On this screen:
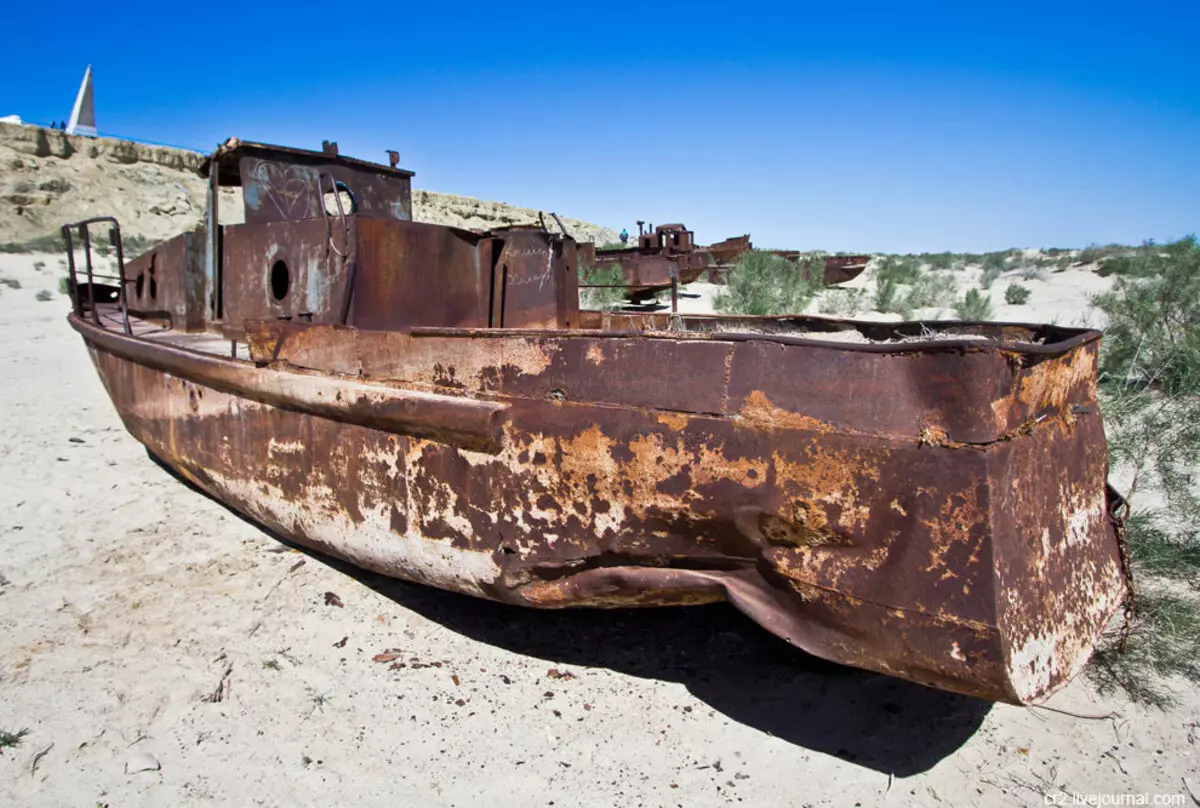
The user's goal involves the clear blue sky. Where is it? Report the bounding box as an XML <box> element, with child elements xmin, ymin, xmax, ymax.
<box><xmin>3</xmin><ymin>1</ymin><xmax>1196</xmax><ymax>252</ymax></box>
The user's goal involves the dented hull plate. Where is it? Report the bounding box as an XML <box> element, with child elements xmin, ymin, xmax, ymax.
<box><xmin>73</xmin><ymin>313</ymin><xmax>1126</xmax><ymax>704</ymax></box>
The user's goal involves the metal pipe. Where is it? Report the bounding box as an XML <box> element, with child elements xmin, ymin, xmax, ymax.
<box><xmin>81</xmin><ymin>225</ymin><xmax>99</xmax><ymax>326</ymax></box>
<box><xmin>111</xmin><ymin>222</ymin><xmax>132</xmax><ymax>335</ymax></box>
<box><xmin>61</xmin><ymin>225</ymin><xmax>79</xmax><ymax>317</ymax></box>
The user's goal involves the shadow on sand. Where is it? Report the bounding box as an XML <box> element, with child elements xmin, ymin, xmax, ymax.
<box><xmin>149</xmin><ymin>451</ymin><xmax>991</xmax><ymax>777</ymax></box>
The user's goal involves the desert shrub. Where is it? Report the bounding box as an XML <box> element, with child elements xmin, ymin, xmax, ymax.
<box><xmin>903</xmin><ymin>272</ymin><xmax>956</xmax><ymax>310</ymax></box>
<box><xmin>817</xmin><ymin>288</ymin><xmax>869</xmax><ymax>316</ymax></box>
<box><xmin>981</xmin><ymin>251</ymin><xmax>1010</xmax><ymax>272</ymax></box>
<box><xmin>1078</xmin><ymin>242</ymin><xmax>1126</xmax><ymax>265</ymax></box>
<box><xmin>596</xmin><ymin>242</ymin><xmax>626</xmax><ymax>252</ymax></box>
<box><xmin>876</xmin><ymin>257</ymin><xmax>922</xmax><ymax>286</ymax></box>
<box><xmin>713</xmin><ymin>251</ymin><xmax>821</xmax><ymax>316</ymax></box>
<box><xmin>1086</xmin><ymin>235</ymin><xmax>1200</xmax><ymax>706</ymax></box>
<box><xmin>980</xmin><ymin>265</ymin><xmax>1002</xmax><ymax>289</ymax></box>
<box><xmin>873</xmin><ymin>275</ymin><xmax>902</xmax><ymax>315</ymax></box>
<box><xmin>58</xmin><ymin>276</ymin><xmax>72</xmax><ymax>295</ymax></box>
<box><xmin>0</xmin><ymin>278</ymin><xmax>19</xmax><ymax>290</ymax></box>
<box><xmin>1004</xmin><ymin>283</ymin><xmax>1031</xmax><ymax>305</ymax></box>
<box><xmin>0</xmin><ymin>232</ymin><xmax>66</xmax><ymax>253</ymax></box>
<box><xmin>577</xmin><ymin>264</ymin><xmax>626</xmax><ymax>310</ymax></box>
<box><xmin>1094</xmin><ymin>237</ymin><xmax>1200</xmax><ymax>395</ymax></box>
<box><xmin>1097</xmin><ymin>256</ymin><xmax>1139</xmax><ymax>277</ymax></box>
<box><xmin>952</xmin><ymin>288</ymin><xmax>994</xmax><ymax>320</ymax></box>
<box><xmin>33</xmin><ymin>260</ymin><xmax>45</xmax><ymax>271</ymax></box>
<box><xmin>921</xmin><ymin>252</ymin><xmax>955</xmax><ymax>271</ymax></box>
<box><xmin>35</xmin><ymin>289</ymin><xmax>53</xmax><ymax>302</ymax></box>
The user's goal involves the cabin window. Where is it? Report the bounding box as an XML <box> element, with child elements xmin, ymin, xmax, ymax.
<box><xmin>322</xmin><ymin>181</ymin><xmax>357</xmax><ymax>217</ymax></box>
<box><xmin>270</xmin><ymin>259</ymin><xmax>290</xmax><ymax>301</ymax></box>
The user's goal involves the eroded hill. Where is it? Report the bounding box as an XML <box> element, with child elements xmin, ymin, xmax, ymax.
<box><xmin>0</xmin><ymin>123</ymin><xmax>618</xmax><ymax>249</ymax></box>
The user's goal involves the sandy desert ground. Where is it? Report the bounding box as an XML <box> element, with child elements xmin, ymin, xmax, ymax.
<box><xmin>1</xmin><ymin>251</ymin><xmax>1198</xmax><ymax>807</ymax></box>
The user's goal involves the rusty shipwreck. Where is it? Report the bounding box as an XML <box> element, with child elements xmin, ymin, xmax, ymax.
<box><xmin>64</xmin><ymin>138</ymin><xmax>1128</xmax><ymax>705</ymax></box>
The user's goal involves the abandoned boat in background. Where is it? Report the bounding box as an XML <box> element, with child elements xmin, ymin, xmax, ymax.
<box><xmin>579</xmin><ymin>223</ymin><xmax>871</xmax><ymax>298</ymax></box>
<box><xmin>63</xmin><ymin>137</ymin><xmax>1128</xmax><ymax>705</ymax></box>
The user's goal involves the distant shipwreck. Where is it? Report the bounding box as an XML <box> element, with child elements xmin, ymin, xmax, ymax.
<box><xmin>63</xmin><ymin>137</ymin><xmax>1128</xmax><ymax>704</ymax></box>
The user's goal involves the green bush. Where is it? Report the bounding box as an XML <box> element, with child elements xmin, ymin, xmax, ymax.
<box><xmin>876</xmin><ymin>257</ymin><xmax>922</xmax><ymax>286</ymax></box>
<box><xmin>35</xmin><ymin>289</ymin><xmax>53</xmax><ymax>302</ymax></box>
<box><xmin>1004</xmin><ymin>283</ymin><xmax>1031</xmax><ymax>305</ymax></box>
<box><xmin>921</xmin><ymin>252</ymin><xmax>955</xmax><ymax>271</ymax></box>
<box><xmin>1078</xmin><ymin>242</ymin><xmax>1125</xmax><ymax>265</ymax></box>
<box><xmin>873</xmin><ymin>275</ymin><xmax>902</xmax><ymax>314</ymax></box>
<box><xmin>596</xmin><ymin>242</ymin><xmax>626</xmax><ymax>253</ymax></box>
<box><xmin>0</xmin><ymin>233</ymin><xmax>66</xmax><ymax>253</ymax></box>
<box><xmin>713</xmin><ymin>251</ymin><xmax>822</xmax><ymax>316</ymax></box>
<box><xmin>578</xmin><ymin>264</ymin><xmax>626</xmax><ymax>310</ymax></box>
<box><xmin>58</xmin><ymin>276</ymin><xmax>71</xmax><ymax>295</ymax></box>
<box><xmin>817</xmin><ymin>288</ymin><xmax>868</xmax><ymax>317</ymax></box>
<box><xmin>0</xmin><ymin>278</ymin><xmax>20</xmax><ymax>290</ymax></box>
<box><xmin>952</xmin><ymin>288</ymin><xmax>993</xmax><ymax>320</ymax></box>
<box><xmin>1087</xmin><ymin>235</ymin><xmax>1200</xmax><ymax>706</ymax></box>
<box><xmin>981</xmin><ymin>251</ymin><xmax>1010</xmax><ymax>272</ymax></box>
<box><xmin>903</xmin><ymin>272</ymin><xmax>956</xmax><ymax>310</ymax></box>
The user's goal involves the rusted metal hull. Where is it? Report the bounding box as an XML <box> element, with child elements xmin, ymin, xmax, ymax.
<box><xmin>591</xmin><ymin>248</ymin><xmax>710</xmax><ymax>296</ymax></box>
<box><xmin>72</xmin><ymin>312</ymin><xmax>1126</xmax><ymax>704</ymax></box>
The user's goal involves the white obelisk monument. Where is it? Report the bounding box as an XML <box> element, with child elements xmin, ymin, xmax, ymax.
<box><xmin>66</xmin><ymin>65</ymin><xmax>96</xmax><ymax>137</ymax></box>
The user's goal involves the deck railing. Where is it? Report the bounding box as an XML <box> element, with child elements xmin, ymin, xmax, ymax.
<box><xmin>60</xmin><ymin>216</ymin><xmax>131</xmax><ymax>335</ymax></box>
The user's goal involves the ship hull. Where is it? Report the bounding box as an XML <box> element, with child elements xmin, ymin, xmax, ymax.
<box><xmin>73</xmin><ymin>313</ymin><xmax>1126</xmax><ymax>704</ymax></box>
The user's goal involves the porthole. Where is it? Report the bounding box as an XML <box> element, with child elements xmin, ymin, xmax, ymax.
<box><xmin>322</xmin><ymin>181</ymin><xmax>357</xmax><ymax>216</ymax></box>
<box><xmin>270</xmin><ymin>259</ymin><xmax>290</xmax><ymax>301</ymax></box>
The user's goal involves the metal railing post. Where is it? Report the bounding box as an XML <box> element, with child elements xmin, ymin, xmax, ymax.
<box><xmin>61</xmin><ymin>225</ymin><xmax>80</xmax><ymax>316</ymax></box>
<box><xmin>110</xmin><ymin>222</ymin><xmax>132</xmax><ymax>335</ymax></box>
<box><xmin>80</xmin><ymin>225</ymin><xmax>99</xmax><ymax>326</ymax></box>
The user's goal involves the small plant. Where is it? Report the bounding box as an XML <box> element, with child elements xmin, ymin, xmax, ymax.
<box><xmin>0</xmin><ymin>233</ymin><xmax>66</xmax><ymax>253</ymax></box>
<box><xmin>33</xmin><ymin>261</ymin><xmax>45</xmax><ymax>271</ymax></box>
<box><xmin>1</xmin><ymin>278</ymin><xmax>20</xmax><ymax>290</ymax></box>
<box><xmin>980</xmin><ymin>251</ymin><xmax>1010</xmax><ymax>273</ymax></box>
<box><xmin>1004</xmin><ymin>283</ymin><xmax>1031</xmax><ymax>305</ymax></box>
<box><xmin>36</xmin><ymin>289</ymin><xmax>53</xmax><ymax>302</ymax></box>
<box><xmin>875</xmin><ymin>257</ymin><xmax>922</xmax><ymax>286</ymax></box>
<box><xmin>262</xmin><ymin>659</ymin><xmax>282</xmax><ymax>671</ymax></box>
<box><xmin>714</xmin><ymin>251</ymin><xmax>822</xmax><ymax>316</ymax></box>
<box><xmin>903</xmin><ymin>272</ymin><xmax>957</xmax><ymax>310</ymax></box>
<box><xmin>873</xmin><ymin>275</ymin><xmax>901</xmax><ymax>314</ymax></box>
<box><xmin>1086</xmin><ymin>235</ymin><xmax>1200</xmax><ymax>706</ymax></box>
<box><xmin>953</xmin><ymin>288</ymin><xmax>994</xmax><ymax>320</ymax></box>
<box><xmin>596</xmin><ymin>242</ymin><xmax>626</xmax><ymax>252</ymax></box>
<box><xmin>306</xmin><ymin>688</ymin><xmax>333</xmax><ymax>716</ymax></box>
<box><xmin>817</xmin><ymin>288</ymin><xmax>868</xmax><ymax>317</ymax></box>
<box><xmin>578</xmin><ymin>264</ymin><xmax>626</xmax><ymax>310</ymax></box>
<box><xmin>58</xmin><ymin>276</ymin><xmax>72</xmax><ymax>295</ymax></box>
<box><xmin>1097</xmin><ymin>256</ymin><xmax>1138</xmax><ymax>277</ymax></box>
<box><xmin>980</xmin><ymin>265</ymin><xmax>1002</xmax><ymax>289</ymax></box>
<box><xmin>0</xmin><ymin>728</ymin><xmax>30</xmax><ymax>750</ymax></box>
<box><xmin>1077</xmin><ymin>242</ymin><xmax>1125</xmax><ymax>265</ymax></box>
<box><xmin>921</xmin><ymin>252</ymin><xmax>955</xmax><ymax>271</ymax></box>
